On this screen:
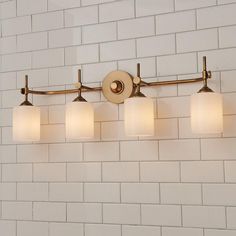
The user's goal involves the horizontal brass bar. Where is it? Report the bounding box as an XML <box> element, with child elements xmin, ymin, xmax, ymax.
<box><xmin>22</xmin><ymin>77</ymin><xmax>205</xmax><ymax>96</ymax></box>
<box><xmin>142</xmin><ymin>77</ymin><xmax>204</xmax><ymax>87</ymax></box>
<box><xmin>22</xmin><ymin>86</ymin><xmax>102</xmax><ymax>95</ymax></box>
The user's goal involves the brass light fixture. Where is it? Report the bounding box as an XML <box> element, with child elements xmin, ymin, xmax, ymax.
<box><xmin>13</xmin><ymin>56</ymin><xmax>223</xmax><ymax>142</ymax></box>
<box><xmin>65</xmin><ymin>70</ymin><xmax>94</xmax><ymax>140</ymax></box>
<box><xmin>13</xmin><ymin>75</ymin><xmax>40</xmax><ymax>142</ymax></box>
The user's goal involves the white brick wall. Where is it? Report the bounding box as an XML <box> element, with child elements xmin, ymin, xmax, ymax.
<box><xmin>1</xmin><ymin>0</ymin><xmax>236</xmax><ymax>235</ymax></box>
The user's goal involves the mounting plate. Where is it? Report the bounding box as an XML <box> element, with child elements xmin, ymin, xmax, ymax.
<box><xmin>102</xmin><ymin>70</ymin><xmax>134</xmax><ymax>104</ymax></box>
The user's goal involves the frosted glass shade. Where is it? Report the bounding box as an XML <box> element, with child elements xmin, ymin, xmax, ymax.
<box><xmin>66</xmin><ymin>102</ymin><xmax>94</xmax><ymax>140</ymax></box>
<box><xmin>13</xmin><ymin>106</ymin><xmax>40</xmax><ymax>142</ymax></box>
<box><xmin>191</xmin><ymin>92</ymin><xmax>223</xmax><ymax>134</ymax></box>
<box><xmin>124</xmin><ymin>97</ymin><xmax>155</xmax><ymax>136</ymax></box>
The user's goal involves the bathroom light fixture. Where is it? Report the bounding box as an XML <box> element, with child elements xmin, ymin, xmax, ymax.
<box><xmin>191</xmin><ymin>57</ymin><xmax>223</xmax><ymax>134</ymax></box>
<box><xmin>13</xmin><ymin>75</ymin><xmax>40</xmax><ymax>142</ymax></box>
<box><xmin>124</xmin><ymin>64</ymin><xmax>155</xmax><ymax>136</ymax></box>
<box><xmin>65</xmin><ymin>70</ymin><xmax>94</xmax><ymax>140</ymax></box>
<box><xmin>13</xmin><ymin>56</ymin><xmax>223</xmax><ymax>142</ymax></box>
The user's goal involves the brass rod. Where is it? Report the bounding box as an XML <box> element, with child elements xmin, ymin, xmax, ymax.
<box><xmin>23</xmin><ymin>86</ymin><xmax>102</xmax><ymax>95</ymax></box>
<box><xmin>137</xmin><ymin>63</ymin><xmax>141</xmax><ymax>78</ymax></box>
<box><xmin>141</xmin><ymin>77</ymin><xmax>204</xmax><ymax>87</ymax></box>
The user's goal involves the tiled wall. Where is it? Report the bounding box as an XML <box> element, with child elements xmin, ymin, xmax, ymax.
<box><xmin>0</xmin><ymin>0</ymin><xmax>236</xmax><ymax>235</ymax></box>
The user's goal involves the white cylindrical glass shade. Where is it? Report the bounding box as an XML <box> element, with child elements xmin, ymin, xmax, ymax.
<box><xmin>13</xmin><ymin>105</ymin><xmax>40</xmax><ymax>142</ymax></box>
<box><xmin>191</xmin><ymin>92</ymin><xmax>223</xmax><ymax>134</ymax></box>
<box><xmin>66</xmin><ymin>102</ymin><xmax>94</xmax><ymax>140</ymax></box>
<box><xmin>124</xmin><ymin>97</ymin><xmax>155</xmax><ymax>136</ymax></box>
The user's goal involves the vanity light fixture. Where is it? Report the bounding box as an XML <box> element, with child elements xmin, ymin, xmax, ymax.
<box><xmin>124</xmin><ymin>63</ymin><xmax>155</xmax><ymax>136</ymax></box>
<box><xmin>13</xmin><ymin>75</ymin><xmax>40</xmax><ymax>142</ymax></box>
<box><xmin>13</xmin><ymin>56</ymin><xmax>223</xmax><ymax>142</ymax></box>
<box><xmin>65</xmin><ymin>70</ymin><xmax>94</xmax><ymax>140</ymax></box>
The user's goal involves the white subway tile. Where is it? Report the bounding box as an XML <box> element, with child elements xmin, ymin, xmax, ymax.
<box><xmin>83</xmin><ymin>61</ymin><xmax>117</xmax><ymax>83</ymax></box>
<box><xmin>163</xmin><ymin>228</ymin><xmax>203</xmax><ymax>236</ymax></box>
<box><xmin>224</xmin><ymin>116</ymin><xmax>236</xmax><ymax>137</ymax></box>
<box><xmin>17</xmin><ymin>221</ymin><xmax>48</xmax><ymax>236</ymax></box>
<box><xmin>183</xmin><ymin>206</ymin><xmax>226</xmax><ymax>228</ymax></box>
<box><xmin>83</xmin><ymin>22</ymin><xmax>116</xmax><ymax>44</ymax></box>
<box><xmin>48</xmin><ymin>0</ymin><xmax>81</xmax><ymax>11</ymax></box>
<box><xmin>17</xmin><ymin>144</ymin><xmax>48</xmax><ymax>163</ymax></box>
<box><xmin>181</xmin><ymin>161</ymin><xmax>224</xmax><ymax>183</ymax></box>
<box><xmin>141</xmin><ymin>162</ymin><xmax>180</xmax><ymax>182</ymax></box>
<box><xmin>142</xmin><ymin>205</ymin><xmax>181</xmax><ymax>226</ymax></box>
<box><xmin>49</xmin><ymin>27</ymin><xmax>81</xmax><ymax>48</ymax></box>
<box><xmin>118</xmin><ymin>17</ymin><xmax>155</xmax><ymax>39</ymax></box>
<box><xmin>2</xmin><ymin>52</ymin><xmax>31</xmax><ymax>72</ymax></box>
<box><xmin>99</xmin><ymin>0</ymin><xmax>134</xmax><ymax>22</ymax></box>
<box><xmin>198</xmin><ymin>48</ymin><xmax>236</xmax><ymax>72</ymax></box>
<box><xmin>48</xmin><ymin>105</ymin><xmax>65</xmax><ymax>124</ymax></box>
<box><xmin>33</xmin><ymin>163</ymin><xmax>66</xmax><ymax>182</ymax></box>
<box><xmin>0</xmin><ymin>145</ymin><xmax>16</xmax><ymax>164</ymax></box>
<box><xmin>157</xmin><ymin>96</ymin><xmax>190</xmax><ymax>118</ymax></box>
<box><xmin>225</xmin><ymin>161</ymin><xmax>236</xmax><ymax>182</ymax></box>
<box><xmin>0</xmin><ymin>220</ymin><xmax>16</xmax><ymax>236</ymax></box>
<box><xmin>40</xmin><ymin>124</ymin><xmax>66</xmax><ymax>143</ymax></box>
<box><xmin>118</xmin><ymin>57</ymin><xmax>156</xmax><ymax>78</ymax></box>
<box><xmin>221</xmin><ymin>70</ymin><xmax>236</xmax><ymax>92</ymax></box>
<box><xmin>0</xmin><ymin>1</ymin><xmax>16</xmax><ymax>19</ymax></box>
<box><xmin>103</xmin><ymin>204</ymin><xmax>140</xmax><ymax>224</ymax></box>
<box><xmin>156</xmin><ymin>11</ymin><xmax>196</xmax><ymax>34</ymax></box>
<box><xmin>103</xmin><ymin>162</ymin><xmax>139</xmax><ymax>182</ymax></box>
<box><xmin>0</xmin><ymin>72</ymin><xmax>17</xmax><ymax>90</ymax></box>
<box><xmin>177</xmin><ymin>29</ymin><xmax>218</xmax><ymax>53</ymax></box>
<box><xmin>32</xmin><ymin>49</ymin><xmax>64</xmax><ymax>69</ymax></box>
<box><xmin>85</xmin><ymin>224</ymin><xmax>121</xmax><ymax>236</ymax></box>
<box><xmin>161</xmin><ymin>183</ymin><xmax>202</xmax><ymax>204</ymax></box>
<box><xmin>203</xmin><ymin>184</ymin><xmax>236</xmax><ymax>205</ymax></box>
<box><xmin>100</xmin><ymin>40</ymin><xmax>135</xmax><ymax>61</ymax></box>
<box><xmin>33</xmin><ymin>202</ymin><xmax>66</xmax><ymax>222</ymax></box>
<box><xmin>65</xmin><ymin>44</ymin><xmax>99</xmax><ymax>65</ymax></box>
<box><xmin>157</xmin><ymin>53</ymin><xmax>197</xmax><ymax>76</ymax></box>
<box><xmin>120</xmin><ymin>141</ymin><xmax>158</xmax><ymax>161</ymax></box>
<box><xmin>227</xmin><ymin>207</ymin><xmax>236</xmax><ymax>229</ymax></box>
<box><xmin>84</xmin><ymin>183</ymin><xmax>120</xmax><ymax>203</ymax></box>
<box><xmin>197</xmin><ymin>4</ymin><xmax>236</xmax><ymax>29</ymax></box>
<box><xmin>2</xmin><ymin>16</ymin><xmax>31</xmax><ymax>36</ymax></box>
<box><xmin>175</xmin><ymin>0</ymin><xmax>216</xmax><ymax>11</ymax></box>
<box><xmin>201</xmin><ymin>138</ymin><xmax>236</xmax><ymax>160</ymax></box>
<box><xmin>17</xmin><ymin>0</ymin><xmax>47</xmax><ymax>16</ymax></box>
<box><xmin>17</xmin><ymin>69</ymin><xmax>49</xmax><ymax>88</ymax></box>
<box><xmin>220</xmin><ymin>25</ymin><xmax>236</xmax><ymax>48</ymax></box>
<box><xmin>137</xmin><ymin>35</ymin><xmax>175</xmax><ymax>57</ymax></box>
<box><xmin>121</xmin><ymin>183</ymin><xmax>159</xmax><ymax>203</ymax></box>
<box><xmin>2</xmin><ymin>202</ymin><xmax>32</xmax><ymax>220</ymax></box>
<box><xmin>136</xmin><ymin>0</ymin><xmax>174</xmax><ymax>17</ymax></box>
<box><xmin>123</xmin><ymin>225</ymin><xmax>160</xmax><ymax>236</ymax></box>
<box><xmin>223</xmin><ymin>93</ymin><xmax>236</xmax><ymax>115</ymax></box>
<box><xmin>17</xmin><ymin>183</ymin><xmax>48</xmax><ymax>201</ymax></box>
<box><xmin>67</xmin><ymin>203</ymin><xmax>102</xmax><ymax>223</ymax></box>
<box><xmin>0</xmin><ymin>183</ymin><xmax>16</xmax><ymax>200</ymax></box>
<box><xmin>65</xmin><ymin>6</ymin><xmax>98</xmax><ymax>27</ymax></box>
<box><xmin>32</xmin><ymin>11</ymin><xmax>64</xmax><ymax>32</ymax></box>
<box><xmin>84</xmin><ymin>142</ymin><xmax>119</xmax><ymax>161</ymax></box>
<box><xmin>17</xmin><ymin>32</ymin><xmax>47</xmax><ymax>52</ymax></box>
<box><xmin>67</xmin><ymin>163</ymin><xmax>101</xmax><ymax>182</ymax></box>
<box><xmin>205</xmin><ymin>229</ymin><xmax>236</xmax><ymax>236</ymax></box>
<box><xmin>49</xmin><ymin>143</ymin><xmax>83</xmax><ymax>162</ymax></box>
<box><xmin>94</xmin><ymin>102</ymin><xmax>118</xmax><ymax>121</ymax></box>
<box><xmin>155</xmin><ymin>118</ymin><xmax>178</xmax><ymax>139</ymax></box>
<box><xmin>0</xmin><ymin>36</ymin><xmax>16</xmax><ymax>54</ymax></box>
<box><xmin>50</xmin><ymin>223</ymin><xmax>83</xmax><ymax>236</ymax></box>
<box><xmin>2</xmin><ymin>164</ymin><xmax>32</xmax><ymax>182</ymax></box>
<box><xmin>49</xmin><ymin>183</ymin><xmax>83</xmax><ymax>202</ymax></box>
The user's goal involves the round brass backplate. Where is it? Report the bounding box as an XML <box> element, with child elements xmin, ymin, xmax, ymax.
<box><xmin>102</xmin><ymin>70</ymin><xmax>134</xmax><ymax>104</ymax></box>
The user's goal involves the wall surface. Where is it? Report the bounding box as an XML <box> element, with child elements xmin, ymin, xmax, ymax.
<box><xmin>0</xmin><ymin>0</ymin><xmax>236</xmax><ymax>235</ymax></box>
